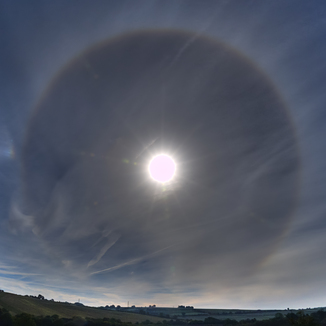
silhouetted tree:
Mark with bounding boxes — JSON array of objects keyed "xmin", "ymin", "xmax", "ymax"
[
  {"xmin": 14, "ymin": 313, "xmax": 36, "ymax": 326},
  {"xmin": 286, "ymin": 311, "xmax": 318, "ymax": 326},
  {"xmin": 35, "ymin": 314, "xmax": 64, "ymax": 326},
  {"xmin": 0, "ymin": 308, "xmax": 13, "ymax": 326}
]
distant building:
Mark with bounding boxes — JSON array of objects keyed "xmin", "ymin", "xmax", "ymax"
[
  {"xmin": 186, "ymin": 306, "xmax": 194, "ymax": 309},
  {"xmin": 178, "ymin": 305, "xmax": 185, "ymax": 309}
]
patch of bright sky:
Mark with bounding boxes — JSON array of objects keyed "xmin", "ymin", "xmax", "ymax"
[{"xmin": 0, "ymin": 127, "xmax": 15, "ymax": 160}]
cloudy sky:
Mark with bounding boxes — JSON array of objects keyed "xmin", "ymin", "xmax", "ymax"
[{"xmin": 1, "ymin": 0, "xmax": 326, "ymax": 310}]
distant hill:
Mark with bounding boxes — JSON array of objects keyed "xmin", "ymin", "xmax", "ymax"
[{"xmin": 0, "ymin": 291, "xmax": 164, "ymax": 322}]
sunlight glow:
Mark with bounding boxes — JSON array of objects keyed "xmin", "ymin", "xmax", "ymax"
[{"xmin": 149, "ymin": 154, "xmax": 176, "ymax": 183}]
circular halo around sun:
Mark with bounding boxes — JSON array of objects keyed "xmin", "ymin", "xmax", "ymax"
[{"xmin": 148, "ymin": 154, "xmax": 176, "ymax": 183}]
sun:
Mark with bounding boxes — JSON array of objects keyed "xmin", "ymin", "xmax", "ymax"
[{"xmin": 148, "ymin": 154, "xmax": 176, "ymax": 183}]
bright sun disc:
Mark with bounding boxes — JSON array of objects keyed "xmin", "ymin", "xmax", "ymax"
[{"xmin": 149, "ymin": 154, "xmax": 176, "ymax": 183}]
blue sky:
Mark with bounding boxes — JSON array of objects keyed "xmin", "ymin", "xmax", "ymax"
[{"xmin": 1, "ymin": 0, "xmax": 326, "ymax": 309}]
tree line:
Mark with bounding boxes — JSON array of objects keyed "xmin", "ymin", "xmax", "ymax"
[{"xmin": 0, "ymin": 307, "xmax": 325, "ymax": 326}]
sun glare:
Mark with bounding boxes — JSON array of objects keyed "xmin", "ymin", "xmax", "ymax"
[{"xmin": 149, "ymin": 154, "xmax": 176, "ymax": 183}]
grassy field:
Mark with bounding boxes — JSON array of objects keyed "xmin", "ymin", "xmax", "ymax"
[
  {"xmin": 146, "ymin": 308, "xmax": 281, "ymax": 321},
  {"xmin": 178, "ymin": 311, "xmax": 282, "ymax": 321},
  {"xmin": 141, "ymin": 307, "xmax": 325, "ymax": 322},
  {"xmin": 176, "ymin": 308, "xmax": 325, "ymax": 321},
  {"xmin": 0, "ymin": 292, "xmax": 164, "ymax": 322}
]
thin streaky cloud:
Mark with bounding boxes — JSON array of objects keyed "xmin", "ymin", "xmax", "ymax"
[
  {"xmin": 87, "ymin": 234, "xmax": 121, "ymax": 268},
  {"xmin": 0, "ymin": 270, "xmax": 42, "ymax": 276},
  {"xmin": 91, "ymin": 244, "xmax": 176, "ymax": 275}
]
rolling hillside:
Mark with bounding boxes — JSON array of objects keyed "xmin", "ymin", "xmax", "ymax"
[{"xmin": 0, "ymin": 291, "xmax": 164, "ymax": 322}]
